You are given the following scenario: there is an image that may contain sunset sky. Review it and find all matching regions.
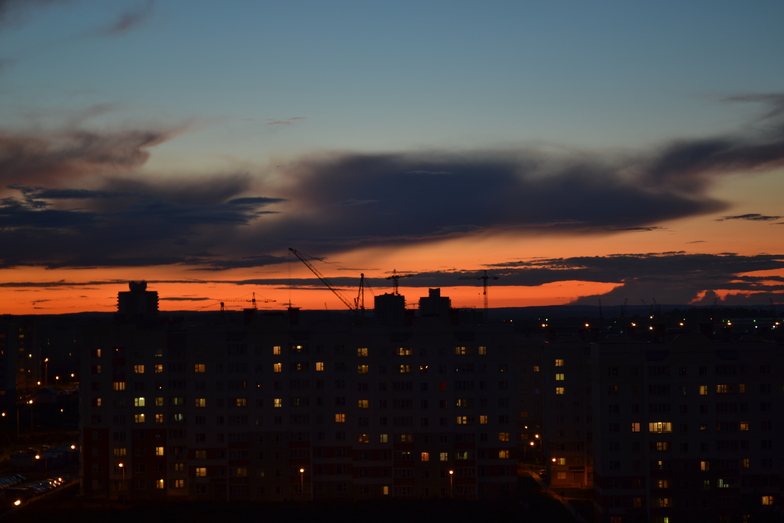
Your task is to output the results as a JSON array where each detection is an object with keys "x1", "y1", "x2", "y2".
[{"x1": 1, "y1": 0, "x2": 783, "y2": 314}]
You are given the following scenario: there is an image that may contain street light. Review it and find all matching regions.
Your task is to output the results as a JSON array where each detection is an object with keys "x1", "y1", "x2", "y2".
[
  {"x1": 299, "y1": 468, "x2": 305, "y2": 501},
  {"x1": 119, "y1": 462, "x2": 125, "y2": 490},
  {"x1": 44, "y1": 358, "x2": 49, "y2": 387},
  {"x1": 449, "y1": 470, "x2": 454, "y2": 498},
  {"x1": 28, "y1": 400, "x2": 33, "y2": 434}
]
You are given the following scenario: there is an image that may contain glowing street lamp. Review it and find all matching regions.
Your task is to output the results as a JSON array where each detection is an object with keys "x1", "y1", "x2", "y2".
[
  {"x1": 299, "y1": 468, "x2": 305, "y2": 501},
  {"x1": 449, "y1": 469, "x2": 454, "y2": 498},
  {"x1": 119, "y1": 462, "x2": 125, "y2": 491}
]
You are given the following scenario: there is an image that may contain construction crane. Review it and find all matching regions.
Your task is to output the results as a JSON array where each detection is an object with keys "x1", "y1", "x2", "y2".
[
  {"x1": 386, "y1": 269, "x2": 413, "y2": 295},
  {"x1": 289, "y1": 248, "x2": 365, "y2": 311},
  {"x1": 459, "y1": 270, "x2": 499, "y2": 311},
  {"x1": 223, "y1": 292, "x2": 275, "y2": 310}
]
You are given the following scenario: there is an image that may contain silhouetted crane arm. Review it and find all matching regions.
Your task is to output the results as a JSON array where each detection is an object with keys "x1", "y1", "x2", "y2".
[{"x1": 289, "y1": 248, "x2": 355, "y2": 310}]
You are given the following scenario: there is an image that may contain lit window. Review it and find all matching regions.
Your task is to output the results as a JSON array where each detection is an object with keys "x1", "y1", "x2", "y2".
[
  {"x1": 382, "y1": 486, "x2": 389, "y2": 495},
  {"x1": 742, "y1": 458, "x2": 750, "y2": 468},
  {"x1": 155, "y1": 447, "x2": 164, "y2": 456},
  {"x1": 357, "y1": 365, "x2": 369, "y2": 374},
  {"x1": 273, "y1": 363, "x2": 282, "y2": 373},
  {"x1": 533, "y1": 365, "x2": 540, "y2": 372},
  {"x1": 335, "y1": 413, "x2": 346, "y2": 423},
  {"x1": 479, "y1": 415, "x2": 488, "y2": 424},
  {"x1": 172, "y1": 397, "x2": 184, "y2": 406},
  {"x1": 555, "y1": 359, "x2": 564, "y2": 367},
  {"x1": 113, "y1": 447, "x2": 127, "y2": 457},
  {"x1": 134, "y1": 413, "x2": 145, "y2": 423},
  {"x1": 399, "y1": 364, "x2": 412, "y2": 373},
  {"x1": 155, "y1": 479, "x2": 164, "y2": 489},
  {"x1": 654, "y1": 441, "x2": 670, "y2": 451},
  {"x1": 478, "y1": 346, "x2": 487, "y2": 355},
  {"x1": 133, "y1": 365, "x2": 145, "y2": 374},
  {"x1": 421, "y1": 452, "x2": 429, "y2": 461},
  {"x1": 273, "y1": 398, "x2": 282, "y2": 408},
  {"x1": 357, "y1": 347, "x2": 368, "y2": 357},
  {"x1": 499, "y1": 450, "x2": 510, "y2": 459},
  {"x1": 195, "y1": 467, "x2": 207, "y2": 477},
  {"x1": 195, "y1": 398, "x2": 206, "y2": 407},
  {"x1": 716, "y1": 384, "x2": 730, "y2": 393},
  {"x1": 699, "y1": 385, "x2": 708, "y2": 395},
  {"x1": 113, "y1": 381, "x2": 125, "y2": 391},
  {"x1": 555, "y1": 387, "x2": 565, "y2": 395},
  {"x1": 439, "y1": 452, "x2": 448, "y2": 461},
  {"x1": 358, "y1": 434, "x2": 369, "y2": 443},
  {"x1": 740, "y1": 421, "x2": 749, "y2": 431},
  {"x1": 358, "y1": 399, "x2": 369, "y2": 408},
  {"x1": 174, "y1": 479, "x2": 185, "y2": 488},
  {"x1": 133, "y1": 397, "x2": 146, "y2": 407},
  {"x1": 397, "y1": 347, "x2": 412, "y2": 356},
  {"x1": 155, "y1": 397, "x2": 164, "y2": 407},
  {"x1": 648, "y1": 422, "x2": 672, "y2": 433},
  {"x1": 555, "y1": 373, "x2": 565, "y2": 381},
  {"x1": 631, "y1": 422, "x2": 641, "y2": 432},
  {"x1": 762, "y1": 495, "x2": 774, "y2": 506},
  {"x1": 556, "y1": 457, "x2": 566, "y2": 465},
  {"x1": 654, "y1": 497, "x2": 671, "y2": 508},
  {"x1": 499, "y1": 432, "x2": 510, "y2": 441},
  {"x1": 154, "y1": 364, "x2": 163, "y2": 373},
  {"x1": 273, "y1": 346, "x2": 281, "y2": 355},
  {"x1": 380, "y1": 434, "x2": 388, "y2": 443},
  {"x1": 94, "y1": 398, "x2": 102, "y2": 407},
  {"x1": 94, "y1": 349, "x2": 102, "y2": 357},
  {"x1": 235, "y1": 398, "x2": 247, "y2": 407},
  {"x1": 316, "y1": 362, "x2": 325, "y2": 371},
  {"x1": 656, "y1": 479, "x2": 669, "y2": 488},
  {"x1": 155, "y1": 414, "x2": 164, "y2": 423},
  {"x1": 455, "y1": 346, "x2": 468, "y2": 355},
  {"x1": 194, "y1": 364, "x2": 206, "y2": 373},
  {"x1": 456, "y1": 416, "x2": 469, "y2": 425},
  {"x1": 700, "y1": 461, "x2": 710, "y2": 471},
  {"x1": 739, "y1": 383, "x2": 746, "y2": 393},
  {"x1": 195, "y1": 450, "x2": 207, "y2": 459}
]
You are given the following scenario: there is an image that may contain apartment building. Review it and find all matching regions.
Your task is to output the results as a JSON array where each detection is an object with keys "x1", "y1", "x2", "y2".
[{"x1": 79, "y1": 290, "x2": 522, "y2": 502}]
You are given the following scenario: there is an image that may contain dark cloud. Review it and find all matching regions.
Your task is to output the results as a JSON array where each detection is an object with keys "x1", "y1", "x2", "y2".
[
  {"x1": 100, "y1": 0, "x2": 154, "y2": 36},
  {"x1": 265, "y1": 117, "x2": 306, "y2": 125},
  {"x1": 717, "y1": 213, "x2": 782, "y2": 222}
]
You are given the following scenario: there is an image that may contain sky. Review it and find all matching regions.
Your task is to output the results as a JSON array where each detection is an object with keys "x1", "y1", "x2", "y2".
[{"x1": 1, "y1": 0, "x2": 783, "y2": 314}]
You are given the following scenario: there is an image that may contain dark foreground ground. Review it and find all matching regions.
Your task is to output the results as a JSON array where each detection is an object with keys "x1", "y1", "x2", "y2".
[{"x1": 3, "y1": 476, "x2": 582, "y2": 523}]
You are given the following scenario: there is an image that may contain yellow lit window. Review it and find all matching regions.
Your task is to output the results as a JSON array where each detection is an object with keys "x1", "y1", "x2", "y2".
[
  {"x1": 656, "y1": 479, "x2": 669, "y2": 488},
  {"x1": 155, "y1": 446, "x2": 164, "y2": 456},
  {"x1": 273, "y1": 398, "x2": 282, "y2": 408},
  {"x1": 154, "y1": 364, "x2": 163, "y2": 373},
  {"x1": 134, "y1": 413, "x2": 145, "y2": 423},
  {"x1": 649, "y1": 422, "x2": 672, "y2": 433},
  {"x1": 742, "y1": 458, "x2": 750, "y2": 468},
  {"x1": 273, "y1": 345, "x2": 281, "y2": 355},
  {"x1": 95, "y1": 349, "x2": 102, "y2": 357},
  {"x1": 555, "y1": 359, "x2": 564, "y2": 367},
  {"x1": 555, "y1": 373, "x2": 565, "y2": 381},
  {"x1": 555, "y1": 387, "x2": 565, "y2": 395},
  {"x1": 421, "y1": 452, "x2": 429, "y2": 461},
  {"x1": 94, "y1": 398, "x2": 102, "y2": 407},
  {"x1": 382, "y1": 486, "x2": 389, "y2": 495},
  {"x1": 273, "y1": 363, "x2": 282, "y2": 373},
  {"x1": 133, "y1": 397, "x2": 145, "y2": 407},
  {"x1": 533, "y1": 365, "x2": 540, "y2": 372},
  {"x1": 358, "y1": 399, "x2": 369, "y2": 408},
  {"x1": 195, "y1": 398, "x2": 206, "y2": 407},
  {"x1": 654, "y1": 441, "x2": 670, "y2": 451},
  {"x1": 762, "y1": 495, "x2": 774, "y2": 506},
  {"x1": 739, "y1": 383, "x2": 746, "y2": 393},
  {"x1": 699, "y1": 385, "x2": 708, "y2": 395},
  {"x1": 235, "y1": 398, "x2": 247, "y2": 407},
  {"x1": 195, "y1": 450, "x2": 207, "y2": 459},
  {"x1": 194, "y1": 364, "x2": 206, "y2": 373},
  {"x1": 499, "y1": 450, "x2": 510, "y2": 459},
  {"x1": 740, "y1": 421, "x2": 749, "y2": 431},
  {"x1": 195, "y1": 467, "x2": 207, "y2": 477},
  {"x1": 479, "y1": 415, "x2": 488, "y2": 424},
  {"x1": 357, "y1": 347, "x2": 368, "y2": 357},
  {"x1": 133, "y1": 365, "x2": 144, "y2": 374},
  {"x1": 357, "y1": 365, "x2": 369, "y2": 374},
  {"x1": 456, "y1": 416, "x2": 469, "y2": 425},
  {"x1": 716, "y1": 384, "x2": 730, "y2": 393},
  {"x1": 113, "y1": 381, "x2": 126, "y2": 391},
  {"x1": 455, "y1": 346, "x2": 468, "y2": 355},
  {"x1": 498, "y1": 432, "x2": 510, "y2": 441},
  {"x1": 556, "y1": 457, "x2": 566, "y2": 465},
  {"x1": 700, "y1": 460, "x2": 710, "y2": 471},
  {"x1": 398, "y1": 364, "x2": 411, "y2": 373},
  {"x1": 397, "y1": 347, "x2": 412, "y2": 356},
  {"x1": 358, "y1": 434, "x2": 370, "y2": 443},
  {"x1": 155, "y1": 397, "x2": 164, "y2": 407},
  {"x1": 631, "y1": 422, "x2": 641, "y2": 432},
  {"x1": 478, "y1": 346, "x2": 487, "y2": 355},
  {"x1": 456, "y1": 398, "x2": 470, "y2": 407},
  {"x1": 335, "y1": 413, "x2": 346, "y2": 423},
  {"x1": 439, "y1": 452, "x2": 448, "y2": 461},
  {"x1": 380, "y1": 434, "x2": 388, "y2": 443},
  {"x1": 155, "y1": 414, "x2": 164, "y2": 423},
  {"x1": 316, "y1": 362, "x2": 325, "y2": 371},
  {"x1": 172, "y1": 397, "x2": 184, "y2": 406},
  {"x1": 113, "y1": 447, "x2": 127, "y2": 457},
  {"x1": 155, "y1": 479, "x2": 164, "y2": 489}
]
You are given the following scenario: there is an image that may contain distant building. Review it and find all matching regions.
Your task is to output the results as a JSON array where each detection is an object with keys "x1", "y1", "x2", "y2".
[{"x1": 117, "y1": 281, "x2": 158, "y2": 321}]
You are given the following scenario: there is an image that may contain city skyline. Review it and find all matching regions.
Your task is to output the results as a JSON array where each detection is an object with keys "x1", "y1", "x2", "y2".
[{"x1": 1, "y1": 0, "x2": 783, "y2": 314}]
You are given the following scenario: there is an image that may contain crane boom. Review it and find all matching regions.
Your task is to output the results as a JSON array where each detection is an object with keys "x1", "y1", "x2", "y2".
[{"x1": 289, "y1": 248, "x2": 356, "y2": 310}]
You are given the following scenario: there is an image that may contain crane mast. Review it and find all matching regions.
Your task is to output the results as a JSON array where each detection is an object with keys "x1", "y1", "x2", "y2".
[{"x1": 289, "y1": 248, "x2": 364, "y2": 312}]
